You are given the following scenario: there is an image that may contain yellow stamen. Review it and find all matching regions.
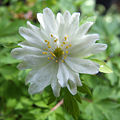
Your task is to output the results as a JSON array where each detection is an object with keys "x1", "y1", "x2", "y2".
[
  {"x1": 51, "y1": 34, "x2": 53, "y2": 37},
  {"x1": 66, "y1": 51, "x2": 68, "y2": 54},
  {"x1": 69, "y1": 44, "x2": 72, "y2": 47},
  {"x1": 62, "y1": 51, "x2": 64, "y2": 55},
  {"x1": 51, "y1": 57, "x2": 54, "y2": 59},
  {"x1": 62, "y1": 60, "x2": 64, "y2": 63},
  {"x1": 44, "y1": 48, "x2": 48, "y2": 51},
  {"x1": 64, "y1": 56, "x2": 67, "y2": 59},
  {"x1": 56, "y1": 60, "x2": 58, "y2": 63},
  {"x1": 44, "y1": 40, "x2": 48, "y2": 42},
  {"x1": 54, "y1": 39, "x2": 58, "y2": 42},
  {"x1": 48, "y1": 57, "x2": 50, "y2": 60},
  {"x1": 64, "y1": 36, "x2": 67, "y2": 40},
  {"x1": 47, "y1": 41, "x2": 50, "y2": 45},
  {"x1": 50, "y1": 52, "x2": 56, "y2": 57},
  {"x1": 63, "y1": 41, "x2": 66, "y2": 44},
  {"x1": 61, "y1": 44, "x2": 64, "y2": 47},
  {"x1": 66, "y1": 46, "x2": 69, "y2": 49},
  {"x1": 42, "y1": 52, "x2": 47, "y2": 54},
  {"x1": 48, "y1": 46, "x2": 51, "y2": 48}
]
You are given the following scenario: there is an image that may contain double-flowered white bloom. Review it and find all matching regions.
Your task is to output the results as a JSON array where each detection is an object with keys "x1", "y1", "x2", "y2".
[{"x1": 11, "y1": 8, "x2": 107, "y2": 97}]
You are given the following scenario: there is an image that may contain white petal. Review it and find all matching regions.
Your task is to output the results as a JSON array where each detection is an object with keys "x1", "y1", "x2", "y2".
[
  {"x1": 51, "y1": 80, "x2": 61, "y2": 97},
  {"x1": 57, "y1": 63, "x2": 81, "y2": 95},
  {"x1": 90, "y1": 43, "x2": 107, "y2": 54},
  {"x1": 28, "y1": 83, "x2": 43, "y2": 95},
  {"x1": 37, "y1": 13, "x2": 45, "y2": 29},
  {"x1": 67, "y1": 80, "x2": 77, "y2": 95},
  {"x1": 70, "y1": 34, "x2": 99, "y2": 55},
  {"x1": 70, "y1": 43, "x2": 107, "y2": 58},
  {"x1": 28, "y1": 63, "x2": 58, "y2": 95},
  {"x1": 66, "y1": 57, "x2": 99, "y2": 74},
  {"x1": 43, "y1": 8, "x2": 57, "y2": 34},
  {"x1": 50, "y1": 63, "x2": 61, "y2": 97},
  {"x1": 56, "y1": 13, "x2": 65, "y2": 42},
  {"x1": 27, "y1": 21, "x2": 39, "y2": 30},
  {"x1": 19, "y1": 27, "x2": 46, "y2": 48},
  {"x1": 65, "y1": 12, "x2": 80, "y2": 40},
  {"x1": 77, "y1": 22, "x2": 94, "y2": 36},
  {"x1": 17, "y1": 55, "x2": 49, "y2": 70},
  {"x1": 57, "y1": 62, "x2": 68, "y2": 87},
  {"x1": 79, "y1": 43, "x2": 107, "y2": 58},
  {"x1": 63, "y1": 10, "x2": 71, "y2": 24},
  {"x1": 11, "y1": 47, "x2": 41, "y2": 59},
  {"x1": 69, "y1": 12, "x2": 80, "y2": 31}
]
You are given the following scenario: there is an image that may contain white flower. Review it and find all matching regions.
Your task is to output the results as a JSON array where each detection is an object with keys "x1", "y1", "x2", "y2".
[{"x1": 11, "y1": 8, "x2": 107, "y2": 97}]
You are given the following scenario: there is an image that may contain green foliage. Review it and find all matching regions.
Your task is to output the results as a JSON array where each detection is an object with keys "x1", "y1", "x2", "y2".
[
  {"x1": 0, "y1": 0, "x2": 120, "y2": 120},
  {"x1": 91, "y1": 59, "x2": 113, "y2": 73},
  {"x1": 63, "y1": 89, "x2": 80, "y2": 120}
]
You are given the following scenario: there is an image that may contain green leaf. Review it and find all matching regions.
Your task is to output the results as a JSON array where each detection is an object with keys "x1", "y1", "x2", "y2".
[
  {"x1": 91, "y1": 59, "x2": 113, "y2": 73},
  {"x1": 74, "y1": 93, "x2": 82, "y2": 103},
  {"x1": 63, "y1": 90, "x2": 80, "y2": 119},
  {"x1": 55, "y1": 113, "x2": 66, "y2": 120},
  {"x1": 47, "y1": 93, "x2": 56, "y2": 105},
  {"x1": 78, "y1": 83, "x2": 92, "y2": 96}
]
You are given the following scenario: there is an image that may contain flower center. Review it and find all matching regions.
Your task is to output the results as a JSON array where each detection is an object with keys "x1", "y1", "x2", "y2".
[
  {"x1": 42, "y1": 34, "x2": 72, "y2": 63},
  {"x1": 53, "y1": 47, "x2": 64, "y2": 59}
]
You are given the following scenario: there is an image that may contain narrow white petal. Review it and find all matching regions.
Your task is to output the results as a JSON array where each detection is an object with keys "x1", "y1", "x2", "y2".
[
  {"x1": 70, "y1": 34, "x2": 99, "y2": 55},
  {"x1": 66, "y1": 80, "x2": 77, "y2": 95},
  {"x1": 19, "y1": 27, "x2": 43, "y2": 44},
  {"x1": 77, "y1": 22, "x2": 94, "y2": 36},
  {"x1": 28, "y1": 83, "x2": 44, "y2": 95},
  {"x1": 57, "y1": 62, "x2": 68, "y2": 87},
  {"x1": 43, "y1": 8, "x2": 57, "y2": 34},
  {"x1": 56, "y1": 13, "x2": 65, "y2": 42},
  {"x1": 17, "y1": 55, "x2": 49, "y2": 70},
  {"x1": 70, "y1": 12, "x2": 80, "y2": 28},
  {"x1": 71, "y1": 43, "x2": 107, "y2": 58},
  {"x1": 51, "y1": 80, "x2": 61, "y2": 97},
  {"x1": 63, "y1": 10, "x2": 71, "y2": 23},
  {"x1": 27, "y1": 21, "x2": 39, "y2": 30},
  {"x1": 37, "y1": 13, "x2": 45, "y2": 29},
  {"x1": 66, "y1": 57, "x2": 99, "y2": 74},
  {"x1": 78, "y1": 43, "x2": 107, "y2": 58},
  {"x1": 11, "y1": 47, "x2": 41, "y2": 59},
  {"x1": 28, "y1": 63, "x2": 58, "y2": 95},
  {"x1": 57, "y1": 63, "x2": 81, "y2": 95},
  {"x1": 66, "y1": 12, "x2": 80, "y2": 39},
  {"x1": 90, "y1": 43, "x2": 107, "y2": 54}
]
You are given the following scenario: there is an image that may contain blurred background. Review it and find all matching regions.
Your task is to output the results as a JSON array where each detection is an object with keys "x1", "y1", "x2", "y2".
[{"x1": 0, "y1": 0, "x2": 120, "y2": 120}]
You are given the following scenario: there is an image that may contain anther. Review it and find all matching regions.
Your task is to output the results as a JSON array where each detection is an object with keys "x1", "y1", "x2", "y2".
[
  {"x1": 48, "y1": 57, "x2": 50, "y2": 60},
  {"x1": 61, "y1": 44, "x2": 64, "y2": 47},
  {"x1": 64, "y1": 36, "x2": 67, "y2": 40},
  {"x1": 62, "y1": 51, "x2": 64, "y2": 55},
  {"x1": 50, "y1": 52, "x2": 56, "y2": 57},
  {"x1": 66, "y1": 46, "x2": 69, "y2": 49},
  {"x1": 54, "y1": 39, "x2": 58, "y2": 42},
  {"x1": 44, "y1": 48, "x2": 48, "y2": 51},
  {"x1": 64, "y1": 56, "x2": 67, "y2": 59},
  {"x1": 51, "y1": 57, "x2": 54, "y2": 59},
  {"x1": 61, "y1": 60, "x2": 64, "y2": 63},
  {"x1": 66, "y1": 51, "x2": 68, "y2": 54},
  {"x1": 63, "y1": 41, "x2": 66, "y2": 44},
  {"x1": 42, "y1": 52, "x2": 47, "y2": 54},
  {"x1": 47, "y1": 42, "x2": 50, "y2": 45},
  {"x1": 44, "y1": 40, "x2": 48, "y2": 42},
  {"x1": 48, "y1": 46, "x2": 51, "y2": 48},
  {"x1": 69, "y1": 44, "x2": 72, "y2": 47},
  {"x1": 51, "y1": 34, "x2": 53, "y2": 37},
  {"x1": 56, "y1": 60, "x2": 58, "y2": 63}
]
